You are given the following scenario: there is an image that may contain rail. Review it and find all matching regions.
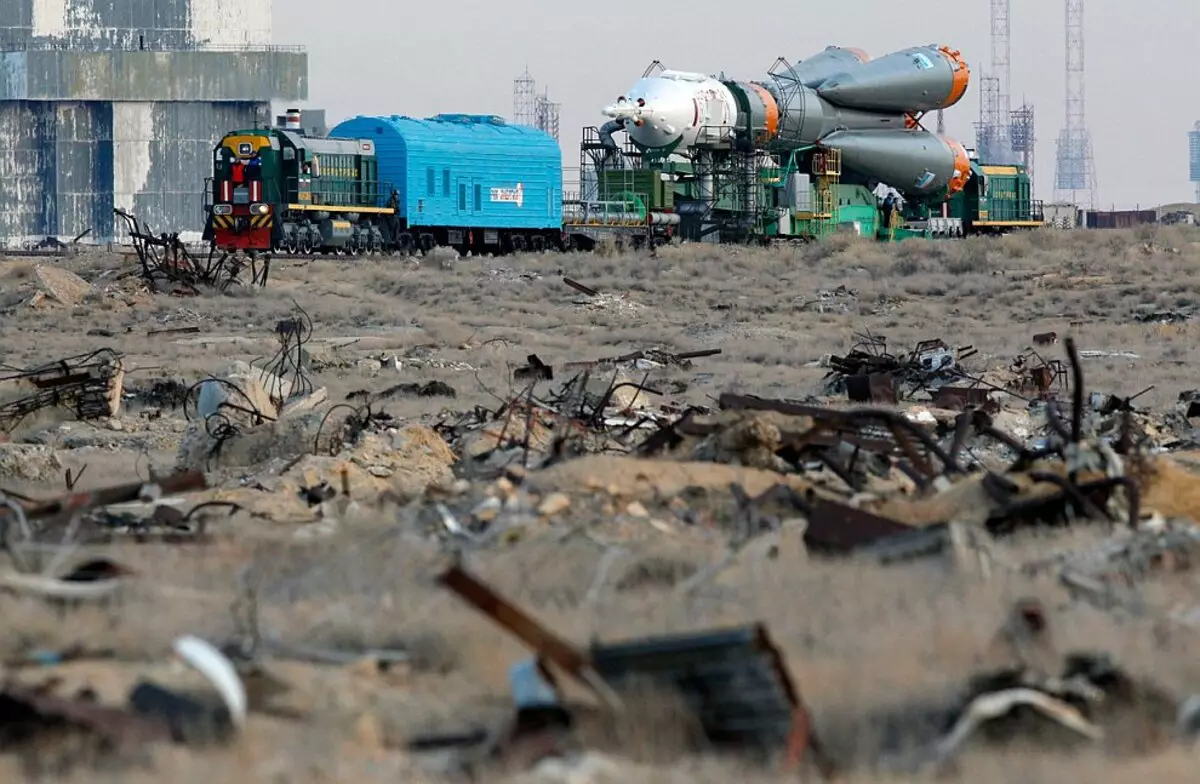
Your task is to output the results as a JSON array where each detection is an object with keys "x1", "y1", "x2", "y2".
[
  {"x1": 285, "y1": 177, "x2": 395, "y2": 209},
  {"x1": 203, "y1": 177, "x2": 396, "y2": 211}
]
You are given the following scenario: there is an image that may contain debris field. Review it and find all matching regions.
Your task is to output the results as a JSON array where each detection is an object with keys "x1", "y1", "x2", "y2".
[{"x1": 2, "y1": 227, "x2": 1200, "y2": 783}]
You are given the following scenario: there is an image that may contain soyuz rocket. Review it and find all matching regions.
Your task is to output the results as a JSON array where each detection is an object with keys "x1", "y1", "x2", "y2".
[{"x1": 601, "y1": 45, "x2": 973, "y2": 198}]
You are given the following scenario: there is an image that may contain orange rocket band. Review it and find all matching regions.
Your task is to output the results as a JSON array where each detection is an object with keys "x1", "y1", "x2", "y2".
[
  {"x1": 746, "y1": 82, "x2": 780, "y2": 142},
  {"x1": 938, "y1": 46, "x2": 970, "y2": 108},
  {"x1": 942, "y1": 135, "x2": 971, "y2": 195},
  {"x1": 844, "y1": 47, "x2": 871, "y2": 64}
]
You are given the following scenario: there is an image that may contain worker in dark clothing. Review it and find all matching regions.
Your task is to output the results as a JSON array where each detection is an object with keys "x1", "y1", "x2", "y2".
[
  {"x1": 882, "y1": 192, "x2": 896, "y2": 228},
  {"x1": 246, "y1": 151, "x2": 262, "y2": 179}
]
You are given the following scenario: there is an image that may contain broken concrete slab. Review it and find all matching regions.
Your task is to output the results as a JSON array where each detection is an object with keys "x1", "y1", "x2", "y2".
[{"x1": 32, "y1": 265, "x2": 92, "y2": 307}]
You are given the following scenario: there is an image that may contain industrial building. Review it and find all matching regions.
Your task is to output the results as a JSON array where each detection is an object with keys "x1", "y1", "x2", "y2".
[{"x1": 0, "y1": 0, "x2": 307, "y2": 247}]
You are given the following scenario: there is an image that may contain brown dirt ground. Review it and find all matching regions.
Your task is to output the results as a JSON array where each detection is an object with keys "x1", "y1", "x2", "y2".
[{"x1": 2, "y1": 225, "x2": 1200, "y2": 782}]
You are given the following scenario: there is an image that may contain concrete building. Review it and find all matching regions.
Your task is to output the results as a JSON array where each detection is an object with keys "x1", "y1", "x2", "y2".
[{"x1": 0, "y1": 0, "x2": 307, "y2": 246}]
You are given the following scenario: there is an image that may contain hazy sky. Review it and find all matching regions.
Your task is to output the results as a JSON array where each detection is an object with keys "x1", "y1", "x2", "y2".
[{"x1": 275, "y1": 0, "x2": 1197, "y2": 209}]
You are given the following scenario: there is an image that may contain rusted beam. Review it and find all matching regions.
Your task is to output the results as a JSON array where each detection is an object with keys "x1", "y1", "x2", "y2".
[
  {"x1": 803, "y1": 498, "x2": 915, "y2": 553},
  {"x1": 0, "y1": 682, "x2": 173, "y2": 746},
  {"x1": 4, "y1": 471, "x2": 208, "y2": 521},
  {"x1": 437, "y1": 565, "x2": 591, "y2": 679},
  {"x1": 562, "y1": 277, "x2": 598, "y2": 297}
]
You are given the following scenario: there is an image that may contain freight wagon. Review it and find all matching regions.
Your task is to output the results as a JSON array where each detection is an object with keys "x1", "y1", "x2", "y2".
[
  {"x1": 1079, "y1": 209, "x2": 1158, "y2": 230},
  {"x1": 329, "y1": 113, "x2": 563, "y2": 254}
]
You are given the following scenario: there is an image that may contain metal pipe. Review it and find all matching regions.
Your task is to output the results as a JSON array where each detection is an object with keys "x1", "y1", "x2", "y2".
[{"x1": 598, "y1": 119, "x2": 625, "y2": 150}]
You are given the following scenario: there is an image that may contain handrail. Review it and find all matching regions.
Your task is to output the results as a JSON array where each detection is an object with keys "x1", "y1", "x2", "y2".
[{"x1": 0, "y1": 41, "x2": 306, "y2": 53}]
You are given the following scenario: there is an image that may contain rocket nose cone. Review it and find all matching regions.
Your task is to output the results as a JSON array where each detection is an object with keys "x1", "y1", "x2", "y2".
[{"x1": 622, "y1": 77, "x2": 694, "y2": 149}]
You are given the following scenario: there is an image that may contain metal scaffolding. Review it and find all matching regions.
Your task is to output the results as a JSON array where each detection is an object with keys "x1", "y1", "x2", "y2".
[
  {"x1": 1189, "y1": 121, "x2": 1200, "y2": 203},
  {"x1": 1054, "y1": 0, "x2": 1097, "y2": 207},
  {"x1": 975, "y1": 0, "x2": 1014, "y2": 164},
  {"x1": 513, "y1": 67, "x2": 561, "y2": 141},
  {"x1": 1010, "y1": 102, "x2": 1036, "y2": 191}
]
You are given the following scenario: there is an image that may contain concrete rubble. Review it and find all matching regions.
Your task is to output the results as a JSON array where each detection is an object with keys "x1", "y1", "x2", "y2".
[{"x1": 7, "y1": 317, "x2": 1200, "y2": 780}]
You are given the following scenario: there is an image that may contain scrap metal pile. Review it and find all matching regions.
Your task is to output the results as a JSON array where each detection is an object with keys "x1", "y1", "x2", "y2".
[
  {"x1": 114, "y1": 209, "x2": 269, "y2": 294},
  {"x1": 821, "y1": 331, "x2": 1082, "y2": 410},
  {"x1": 0, "y1": 348, "x2": 125, "y2": 435},
  {"x1": 7, "y1": 326, "x2": 1200, "y2": 779}
]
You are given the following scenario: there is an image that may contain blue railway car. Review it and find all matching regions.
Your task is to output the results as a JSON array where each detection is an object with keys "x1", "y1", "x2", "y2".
[{"x1": 329, "y1": 113, "x2": 564, "y2": 254}]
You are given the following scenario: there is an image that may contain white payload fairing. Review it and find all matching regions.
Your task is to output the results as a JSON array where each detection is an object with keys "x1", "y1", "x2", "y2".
[{"x1": 601, "y1": 45, "x2": 973, "y2": 197}]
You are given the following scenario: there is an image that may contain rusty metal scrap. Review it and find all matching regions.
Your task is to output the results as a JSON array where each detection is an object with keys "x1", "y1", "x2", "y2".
[
  {"x1": 0, "y1": 348, "x2": 124, "y2": 433},
  {"x1": 10, "y1": 471, "x2": 206, "y2": 521},
  {"x1": 716, "y1": 392, "x2": 967, "y2": 483},
  {"x1": 562, "y1": 277, "x2": 599, "y2": 297},
  {"x1": 564, "y1": 348, "x2": 721, "y2": 371},
  {"x1": 845, "y1": 372, "x2": 898, "y2": 404},
  {"x1": 709, "y1": 338, "x2": 1157, "y2": 555},
  {"x1": 438, "y1": 564, "x2": 833, "y2": 776},
  {"x1": 1, "y1": 681, "x2": 173, "y2": 747},
  {"x1": 437, "y1": 565, "x2": 594, "y2": 683},
  {"x1": 514, "y1": 354, "x2": 554, "y2": 382},
  {"x1": 825, "y1": 334, "x2": 976, "y2": 402},
  {"x1": 115, "y1": 208, "x2": 268, "y2": 294},
  {"x1": 588, "y1": 625, "x2": 833, "y2": 774},
  {"x1": 1009, "y1": 350, "x2": 1068, "y2": 398},
  {"x1": 931, "y1": 385, "x2": 999, "y2": 413},
  {"x1": 802, "y1": 498, "x2": 916, "y2": 554}
]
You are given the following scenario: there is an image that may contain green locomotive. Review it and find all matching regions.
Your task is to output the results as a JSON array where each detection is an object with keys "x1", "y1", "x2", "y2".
[{"x1": 203, "y1": 114, "x2": 394, "y2": 255}]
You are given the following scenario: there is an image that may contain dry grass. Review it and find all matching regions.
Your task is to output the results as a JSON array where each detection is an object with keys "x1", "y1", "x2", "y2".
[{"x1": 2, "y1": 225, "x2": 1200, "y2": 781}]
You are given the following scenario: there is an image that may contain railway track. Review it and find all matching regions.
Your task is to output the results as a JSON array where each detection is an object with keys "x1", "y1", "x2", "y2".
[{"x1": 2, "y1": 247, "x2": 428, "y2": 263}]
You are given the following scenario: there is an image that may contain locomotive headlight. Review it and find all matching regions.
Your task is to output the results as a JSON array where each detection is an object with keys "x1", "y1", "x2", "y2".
[
  {"x1": 250, "y1": 203, "x2": 270, "y2": 215},
  {"x1": 212, "y1": 204, "x2": 232, "y2": 215}
]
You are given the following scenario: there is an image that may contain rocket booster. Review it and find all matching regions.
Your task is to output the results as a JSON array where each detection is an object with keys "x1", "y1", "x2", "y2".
[
  {"x1": 785, "y1": 45, "x2": 871, "y2": 88},
  {"x1": 815, "y1": 46, "x2": 970, "y2": 114},
  {"x1": 602, "y1": 43, "x2": 974, "y2": 196},
  {"x1": 819, "y1": 130, "x2": 971, "y2": 196}
]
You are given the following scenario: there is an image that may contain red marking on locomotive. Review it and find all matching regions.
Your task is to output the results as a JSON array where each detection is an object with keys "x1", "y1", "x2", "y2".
[{"x1": 212, "y1": 204, "x2": 272, "y2": 252}]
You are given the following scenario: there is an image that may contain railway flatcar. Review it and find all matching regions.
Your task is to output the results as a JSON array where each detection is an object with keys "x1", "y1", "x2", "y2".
[{"x1": 329, "y1": 113, "x2": 564, "y2": 254}]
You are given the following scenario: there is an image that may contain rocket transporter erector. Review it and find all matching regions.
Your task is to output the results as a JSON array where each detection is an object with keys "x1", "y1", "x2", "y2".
[{"x1": 601, "y1": 44, "x2": 972, "y2": 198}]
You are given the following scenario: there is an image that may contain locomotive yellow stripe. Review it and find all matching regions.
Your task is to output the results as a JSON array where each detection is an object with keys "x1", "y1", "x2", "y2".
[
  {"x1": 212, "y1": 214, "x2": 232, "y2": 229},
  {"x1": 250, "y1": 213, "x2": 274, "y2": 229},
  {"x1": 286, "y1": 203, "x2": 395, "y2": 214},
  {"x1": 223, "y1": 134, "x2": 273, "y2": 158}
]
